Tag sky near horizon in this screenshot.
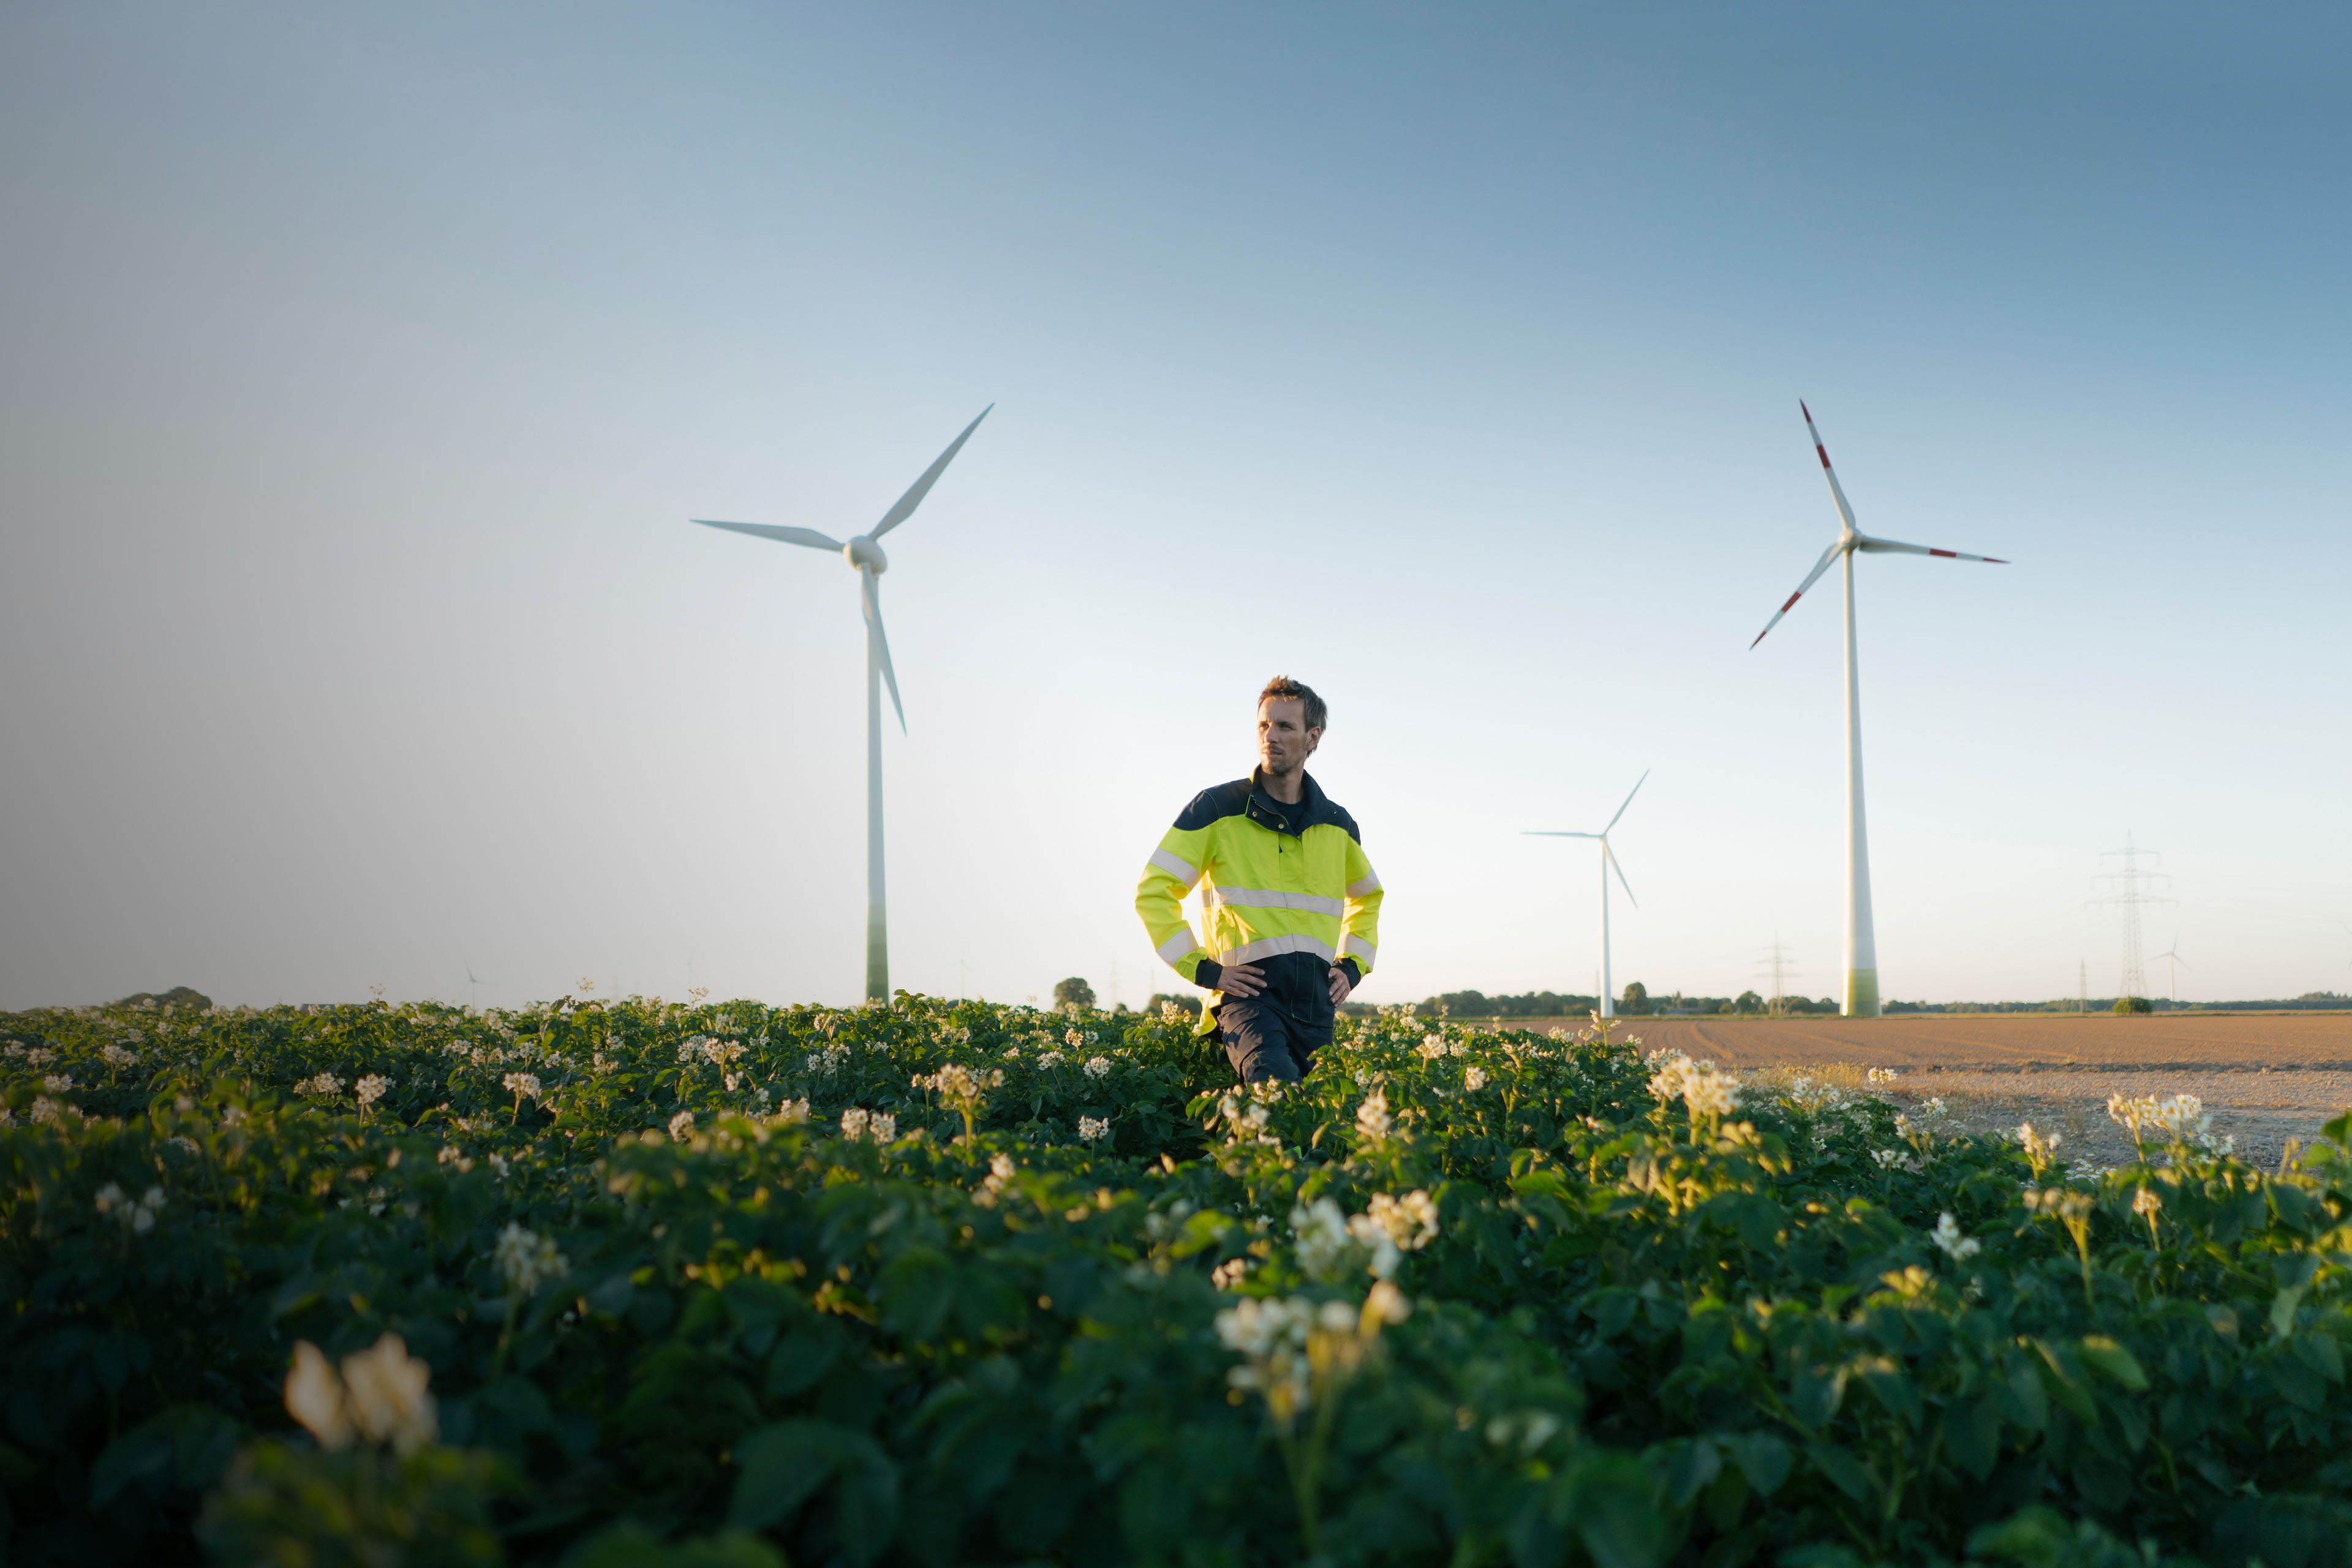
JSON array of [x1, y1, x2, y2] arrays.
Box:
[[3, 4, 2348, 1014]]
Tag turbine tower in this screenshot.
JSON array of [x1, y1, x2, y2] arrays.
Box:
[[692, 405, 993, 1001], [2149, 933, 2190, 1005], [1526, 769, 1647, 1019], [1749, 402, 2007, 1017]]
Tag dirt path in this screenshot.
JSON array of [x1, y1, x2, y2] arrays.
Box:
[[1527, 1013, 2352, 1172]]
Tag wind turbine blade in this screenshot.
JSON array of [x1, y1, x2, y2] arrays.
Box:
[[1605, 841, 1638, 910], [1524, 831, 1601, 838], [861, 569, 905, 733], [1855, 535, 2007, 564], [1749, 537, 1845, 649], [871, 404, 993, 538], [1800, 400, 1862, 536], [692, 519, 845, 550], [1604, 769, 1649, 835]]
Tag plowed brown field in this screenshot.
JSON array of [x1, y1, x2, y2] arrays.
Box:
[[1501, 1012, 2352, 1170]]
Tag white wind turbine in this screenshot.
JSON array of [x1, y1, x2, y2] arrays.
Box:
[[692, 405, 993, 1001], [2150, 934, 2190, 1004], [1526, 770, 1648, 1019], [1750, 402, 2007, 1017]]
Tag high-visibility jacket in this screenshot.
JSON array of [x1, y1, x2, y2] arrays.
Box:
[[1134, 770, 1381, 1031]]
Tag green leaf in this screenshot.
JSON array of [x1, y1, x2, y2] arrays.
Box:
[[2293, 1330, 2345, 1384], [728, 1419, 846, 1532], [1805, 1442, 1874, 1503], [2076, 1336, 2149, 1392], [1724, 1431, 1791, 1496]]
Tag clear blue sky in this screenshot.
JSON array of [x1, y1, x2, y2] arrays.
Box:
[[3, 3, 2347, 1011]]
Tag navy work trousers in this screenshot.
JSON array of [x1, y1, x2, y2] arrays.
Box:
[[1217, 1000, 1323, 1085]]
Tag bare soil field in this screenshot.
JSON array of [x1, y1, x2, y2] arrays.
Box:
[[1511, 1012, 2352, 1172]]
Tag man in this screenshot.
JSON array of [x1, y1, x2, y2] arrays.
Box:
[[1134, 676, 1382, 1083]]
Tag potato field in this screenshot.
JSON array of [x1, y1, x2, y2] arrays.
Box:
[[6, 992, 2352, 1567]]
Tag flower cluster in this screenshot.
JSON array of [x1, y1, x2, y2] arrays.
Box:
[[1082, 1055, 1112, 1080], [804, 1044, 850, 1076], [295, 1072, 342, 1098], [95, 1182, 167, 1233], [492, 1222, 570, 1297], [285, 1334, 439, 1455], [1291, 1190, 1440, 1281], [667, 1109, 695, 1140], [1077, 1116, 1111, 1142], [99, 1043, 139, 1071], [973, 1153, 1019, 1207], [1929, 1212, 1980, 1262], [1866, 1066, 1902, 1085], [355, 1073, 391, 1109], [1354, 1088, 1393, 1145], [1213, 1283, 1412, 1421], [1646, 1052, 1740, 1120], [1212, 1089, 1280, 1146], [840, 1107, 897, 1142]]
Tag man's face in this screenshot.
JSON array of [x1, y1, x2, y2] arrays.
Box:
[[1257, 698, 1319, 776]]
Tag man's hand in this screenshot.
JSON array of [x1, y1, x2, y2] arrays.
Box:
[[1216, 961, 1268, 998], [1327, 963, 1354, 1006]]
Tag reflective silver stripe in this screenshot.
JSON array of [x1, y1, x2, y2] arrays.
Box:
[[1341, 934, 1378, 968], [1155, 927, 1201, 965], [1217, 932, 1337, 966], [1344, 870, 1381, 898], [1147, 848, 1201, 890], [1202, 885, 1344, 919]]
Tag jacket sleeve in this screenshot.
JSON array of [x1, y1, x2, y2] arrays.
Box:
[[1339, 839, 1382, 979], [1136, 824, 1213, 985]]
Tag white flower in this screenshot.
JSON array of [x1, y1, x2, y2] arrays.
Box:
[[1038, 1050, 1065, 1069], [804, 1044, 849, 1076], [1418, 1035, 1447, 1061], [1077, 1115, 1111, 1142], [295, 1072, 343, 1098], [30, 1096, 67, 1126], [95, 1182, 126, 1215], [668, 1109, 695, 1140], [1210, 1257, 1253, 1290], [492, 1222, 570, 1297], [1929, 1212, 1980, 1262], [2017, 1121, 2062, 1168], [591, 1052, 616, 1075], [1364, 1279, 1412, 1325], [769, 1097, 812, 1126], [1354, 1088, 1392, 1145], [285, 1342, 353, 1450], [2133, 1186, 2163, 1218], [1866, 1067, 1900, 1085], [502, 1072, 541, 1100], [1463, 1066, 1488, 1091], [355, 1074, 390, 1108], [1872, 1148, 1903, 1170], [338, 1335, 439, 1454], [1083, 1055, 1112, 1080], [870, 1111, 896, 1142], [1291, 1197, 1354, 1280], [25, 1046, 55, 1066], [42, 1074, 73, 1094], [100, 1044, 139, 1070], [1065, 1028, 1086, 1049]]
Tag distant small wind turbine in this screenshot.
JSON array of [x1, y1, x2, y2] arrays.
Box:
[[1526, 769, 1648, 1019], [1749, 402, 2008, 1017], [692, 406, 993, 1001], [2149, 935, 2190, 1003]]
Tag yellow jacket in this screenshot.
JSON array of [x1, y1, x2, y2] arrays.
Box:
[[1134, 770, 1381, 1031]]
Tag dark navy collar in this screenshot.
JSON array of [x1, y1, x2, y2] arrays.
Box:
[[1246, 768, 1330, 837]]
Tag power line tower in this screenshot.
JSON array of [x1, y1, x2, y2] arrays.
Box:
[[2090, 831, 2173, 1003], [1757, 935, 1800, 1017]]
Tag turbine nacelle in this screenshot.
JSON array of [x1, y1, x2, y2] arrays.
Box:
[[843, 535, 889, 575]]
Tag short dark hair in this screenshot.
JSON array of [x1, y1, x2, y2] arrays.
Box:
[[1259, 674, 1326, 732]]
